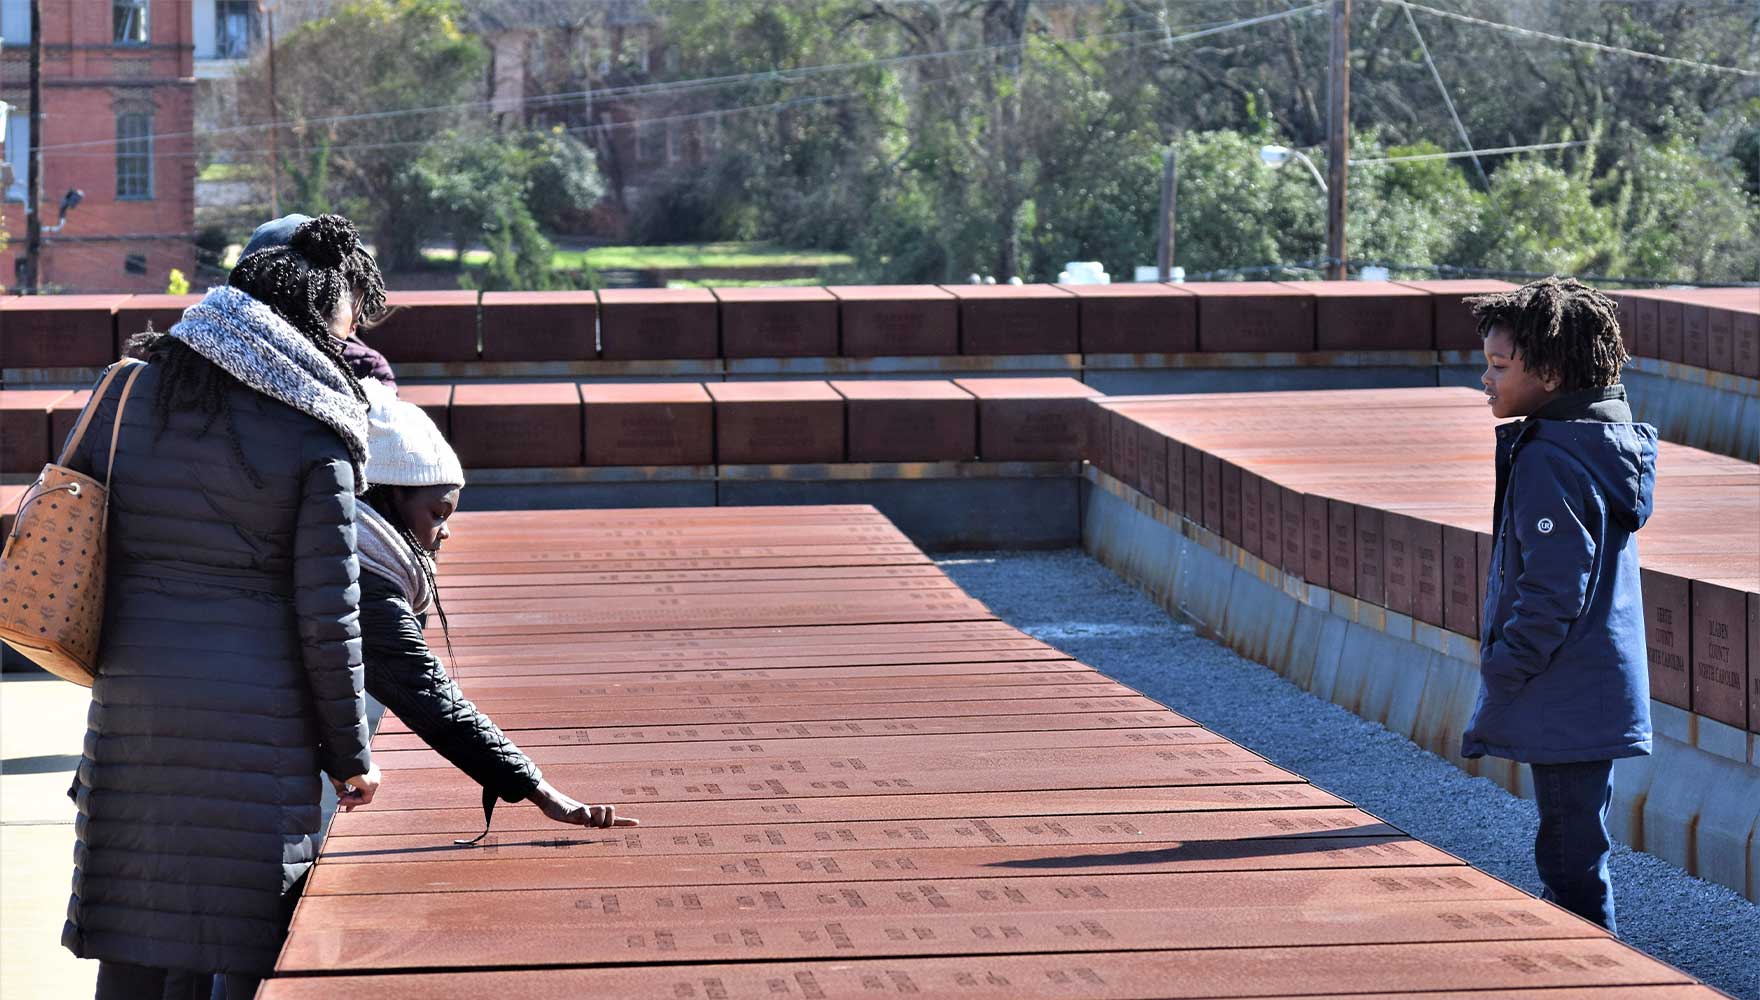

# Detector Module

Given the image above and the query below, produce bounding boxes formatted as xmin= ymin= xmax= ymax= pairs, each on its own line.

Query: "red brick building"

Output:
xmin=2 ymin=0 xmax=196 ymax=293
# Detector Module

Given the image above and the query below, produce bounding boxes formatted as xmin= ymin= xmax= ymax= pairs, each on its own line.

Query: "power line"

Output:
xmin=1386 ymin=0 xmax=1760 ymax=78
xmin=1349 ymin=139 xmax=1595 ymax=165
xmin=1345 ymin=257 xmax=1759 ymax=288
xmin=30 ymin=5 xmax=1323 ymax=156
xmin=1397 ymin=0 xmax=1487 ymax=189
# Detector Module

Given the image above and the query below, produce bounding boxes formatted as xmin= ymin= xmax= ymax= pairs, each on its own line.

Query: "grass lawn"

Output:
xmin=196 ymin=162 xmax=260 ymax=183
xmin=420 ymin=241 xmax=855 ymax=273
xmin=664 ymin=277 xmax=826 ymax=288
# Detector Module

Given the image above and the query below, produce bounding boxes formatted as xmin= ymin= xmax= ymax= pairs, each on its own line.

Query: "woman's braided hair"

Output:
xmin=127 ymin=214 xmax=386 ymax=484
xmin=1467 ymin=276 xmax=1629 ymax=392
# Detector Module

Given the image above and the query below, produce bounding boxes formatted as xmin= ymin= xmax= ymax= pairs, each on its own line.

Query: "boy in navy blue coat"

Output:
xmin=1462 ymin=277 xmax=1657 ymax=934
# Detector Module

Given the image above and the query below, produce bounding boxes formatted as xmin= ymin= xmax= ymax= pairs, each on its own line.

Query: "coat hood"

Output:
xmin=1525 ymin=386 xmax=1657 ymax=532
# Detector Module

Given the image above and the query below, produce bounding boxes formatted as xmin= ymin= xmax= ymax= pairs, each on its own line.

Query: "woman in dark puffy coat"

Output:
xmin=354 ymin=379 xmax=638 ymax=836
xmin=61 ymin=215 xmax=385 ymax=999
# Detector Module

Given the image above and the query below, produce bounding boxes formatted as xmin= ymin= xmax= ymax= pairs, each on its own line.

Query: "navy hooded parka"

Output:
xmin=1462 ymin=385 xmax=1658 ymax=764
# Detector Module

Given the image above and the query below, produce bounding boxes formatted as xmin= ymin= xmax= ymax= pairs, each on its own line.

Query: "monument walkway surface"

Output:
xmin=263 ymin=505 xmax=1727 ymax=998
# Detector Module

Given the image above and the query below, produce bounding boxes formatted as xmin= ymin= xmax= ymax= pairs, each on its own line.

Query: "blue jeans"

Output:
xmin=1531 ymin=759 xmax=1617 ymax=934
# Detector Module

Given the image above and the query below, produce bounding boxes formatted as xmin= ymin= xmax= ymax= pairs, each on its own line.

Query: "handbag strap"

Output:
xmin=102 ymin=367 xmax=146 ymax=492
xmin=98 ymin=364 xmax=147 ymax=533
xmin=55 ymin=360 xmax=143 ymax=467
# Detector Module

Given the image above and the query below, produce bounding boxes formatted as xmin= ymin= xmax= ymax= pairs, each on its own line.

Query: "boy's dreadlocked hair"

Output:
xmin=362 ymin=484 xmax=457 ymax=667
xmin=1467 ymin=277 xmax=1629 ymax=392
xmin=126 ymin=214 xmax=385 ymax=485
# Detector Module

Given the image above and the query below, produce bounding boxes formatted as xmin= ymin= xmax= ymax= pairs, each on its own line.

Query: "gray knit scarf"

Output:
xmin=356 ymin=502 xmax=433 ymax=614
xmin=168 ymin=285 xmax=370 ymax=489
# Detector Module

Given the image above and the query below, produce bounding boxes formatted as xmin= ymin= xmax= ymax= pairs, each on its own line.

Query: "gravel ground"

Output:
xmin=938 ymin=549 xmax=1760 ymax=1000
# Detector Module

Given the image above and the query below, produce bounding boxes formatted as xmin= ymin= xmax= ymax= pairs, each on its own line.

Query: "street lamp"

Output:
xmin=1259 ymin=144 xmax=1328 ymax=194
xmin=44 ymin=188 xmax=82 ymax=233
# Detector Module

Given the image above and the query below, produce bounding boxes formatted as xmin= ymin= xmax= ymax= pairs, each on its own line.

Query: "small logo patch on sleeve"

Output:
xmin=1536 ymin=517 xmax=1555 ymax=535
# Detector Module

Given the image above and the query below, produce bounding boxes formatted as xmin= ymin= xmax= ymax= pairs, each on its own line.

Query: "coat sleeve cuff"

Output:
xmin=322 ymin=746 xmax=374 ymax=783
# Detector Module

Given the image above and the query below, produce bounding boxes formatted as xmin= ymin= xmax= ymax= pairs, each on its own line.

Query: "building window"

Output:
xmin=125 ymin=253 xmax=147 ymax=275
xmin=1 ymin=0 xmax=33 ymax=44
xmin=116 ymin=112 xmax=152 ymax=199
xmin=114 ymin=0 xmax=148 ymax=44
xmin=3 ymin=112 xmax=26 ymax=202
xmin=636 ymin=120 xmax=665 ymax=165
xmin=215 ymin=0 xmax=258 ymax=59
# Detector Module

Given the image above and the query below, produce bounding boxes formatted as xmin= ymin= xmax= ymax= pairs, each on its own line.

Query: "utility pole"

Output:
xmin=21 ymin=0 xmax=42 ymax=292
xmin=262 ymin=1 xmax=280 ymax=217
xmin=1324 ymin=0 xmax=1349 ymax=281
xmin=1156 ymin=144 xmax=1177 ymax=282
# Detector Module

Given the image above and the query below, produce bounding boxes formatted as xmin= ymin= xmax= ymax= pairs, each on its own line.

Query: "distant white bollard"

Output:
xmin=1058 ymin=261 xmax=1111 ymax=285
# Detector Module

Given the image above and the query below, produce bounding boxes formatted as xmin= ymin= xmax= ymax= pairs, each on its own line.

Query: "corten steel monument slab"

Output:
xmin=478 ymin=290 xmax=596 ymax=362
xmin=366 ymin=290 xmax=479 ymax=363
xmin=1617 ymin=291 xmax=1663 ymax=358
xmin=1751 ymin=592 xmax=1759 ymax=733
xmin=1285 ymin=281 xmax=1432 ymax=352
xmin=1395 ymin=279 xmax=1517 ymax=351
xmin=1 ymin=294 xmax=127 ymax=368
xmin=393 ymin=384 xmax=452 ymax=437
xmin=48 ymin=390 xmax=92 ymax=456
xmin=1691 ymin=580 xmax=1749 ymax=728
xmin=707 ymin=381 xmax=846 ymax=464
xmin=953 ymin=377 xmax=1102 ymax=461
xmin=942 ymin=283 xmax=1079 ymax=355
xmin=264 ymin=942 xmax=1713 ymax=999
xmin=1656 ymin=294 xmax=1686 ymax=363
xmin=827 ymin=285 xmax=958 ymax=356
xmin=1060 ymin=283 xmax=1197 ymax=355
xmin=1642 ymin=569 xmax=1693 ymax=710
xmin=1185 ymin=281 xmax=1316 ymax=353
xmin=0 ymin=389 xmax=70 ymax=472
xmin=1733 ymin=303 xmax=1760 ymax=377
xmin=832 ymin=380 xmax=977 ymax=463
xmin=714 ymin=286 xmax=839 ymax=358
xmin=596 ymin=287 xmax=719 ymax=360
xmin=114 ymin=293 xmax=201 ymax=345
xmin=1680 ymin=299 xmax=1711 ymax=370
xmin=268 ymin=504 xmax=1734 ymax=999
xmin=448 ymin=383 xmax=583 ymax=468
xmin=579 ymin=382 xmax=714 ymax=467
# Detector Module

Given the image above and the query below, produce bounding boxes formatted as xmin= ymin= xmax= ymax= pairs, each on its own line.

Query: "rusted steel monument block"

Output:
xmin=828 ymin=285 xmax=958 ymax=357
xmin=479 ymin=291 xmax=596 ymax=362
xmin=1062 ymin=283 xmax=1197 ymax=355
xmin=1292 ymin=281 xmax=1432 ymax=352
xmin=580 ymin=383 xmax=714 ymax=467
xmin=1186 ymin=282 xmax=1315 ymax=353
xmin=449 ymin=383 xmax=583 ymax=468
xmin=707 ymin=381 xmax=845 ymax=464
xmin=367 ymin=290 xmax=479 ymax=363
xmin=597 ymin=288 xmax=719 ymax=361
xmin=952 ymin=377 xmax=1101 ymax=461
xmin=1 ymin=295 xmax=127 ymax=368
xmin=943 ymin=285 xmax=1079 ymax=355
xmin=833 ymin=381 xmax=976 ymax=463
xmin=714 ymin=287 xmax=838 ymax=358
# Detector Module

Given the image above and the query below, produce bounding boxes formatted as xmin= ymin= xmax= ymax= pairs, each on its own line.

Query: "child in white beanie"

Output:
xmin=354 ymin=379 xmax=636 ymax=836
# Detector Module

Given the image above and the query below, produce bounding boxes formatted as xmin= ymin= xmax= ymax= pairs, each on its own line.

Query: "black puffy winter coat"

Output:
xmin=358 ymin=567 xmax=541 ymax=805
xmin=61 ymin=360 xmax=372 ymax=976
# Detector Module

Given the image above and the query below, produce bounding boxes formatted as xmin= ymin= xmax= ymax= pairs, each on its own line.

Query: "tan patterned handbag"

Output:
xmin=0 ymin=360 xmax=146 ymax=686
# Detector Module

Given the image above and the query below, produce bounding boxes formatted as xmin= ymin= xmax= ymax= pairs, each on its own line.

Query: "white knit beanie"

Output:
xmin=362 ymin=379 xmax=465 ymax=488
